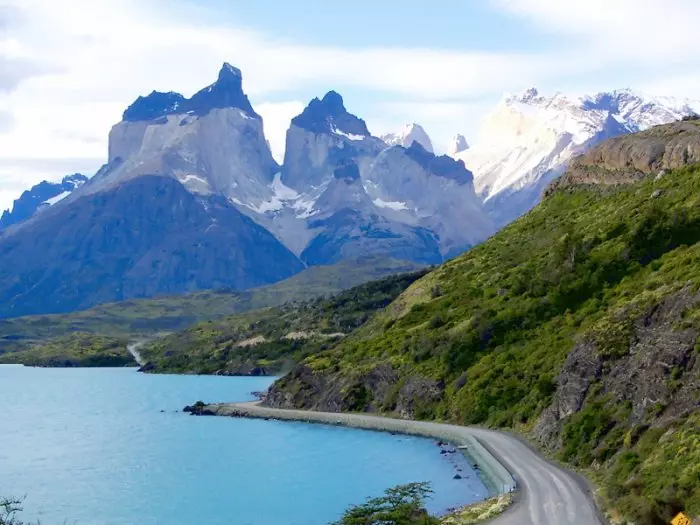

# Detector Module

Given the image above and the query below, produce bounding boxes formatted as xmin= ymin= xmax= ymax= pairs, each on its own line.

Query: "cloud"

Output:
xmin=0 ymin=56 xmax=51 ymax=92
xmin=494 ymin=0 xmax=700 ymax=63
xmin=0 ymin=109 xmax=12 ymax=132
xmin=257 ymin=101 xmax=305 ymax=164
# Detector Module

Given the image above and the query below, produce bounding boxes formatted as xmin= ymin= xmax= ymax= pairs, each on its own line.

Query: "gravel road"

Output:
xmin=200 ymin=402 xmax=605 ymax=525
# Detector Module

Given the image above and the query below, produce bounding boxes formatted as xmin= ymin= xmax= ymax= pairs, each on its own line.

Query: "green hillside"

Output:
xmin=266 ymin=124 xmax=700 ymax=524
xmin=0 ymin=257 xmax=422 ymax=364
xmin=139 ymin=270 xmax=428 ymax=375
xmin=0 ymin=333 xmax=133 ymax=367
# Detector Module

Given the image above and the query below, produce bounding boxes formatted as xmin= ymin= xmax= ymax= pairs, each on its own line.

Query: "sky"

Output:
xmin=1 ymin=0 xmax=700 ymax=211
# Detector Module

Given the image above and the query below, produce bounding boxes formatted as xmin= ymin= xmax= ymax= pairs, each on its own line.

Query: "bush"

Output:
xmin=331 ymin=483 xmax=439 ymax=525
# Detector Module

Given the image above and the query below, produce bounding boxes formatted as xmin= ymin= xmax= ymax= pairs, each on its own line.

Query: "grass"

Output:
xmin=0 ymin=332 xmax=133 ymax=367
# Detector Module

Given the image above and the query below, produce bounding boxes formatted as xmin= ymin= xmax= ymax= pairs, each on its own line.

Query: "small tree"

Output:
xmin=331 ymin=482 xmax=439 ymax=525
xmin=0 ymin=497 xmax=34 ymax=525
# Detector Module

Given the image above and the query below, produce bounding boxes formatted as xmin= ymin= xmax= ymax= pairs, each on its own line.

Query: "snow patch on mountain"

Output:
xmin=373 ymin=197 xmax=409 ymax=211
xmin=331 ymin=126 xmax=366 ymax=141
xmin=43 ymin=191 xmax=71 ymax=206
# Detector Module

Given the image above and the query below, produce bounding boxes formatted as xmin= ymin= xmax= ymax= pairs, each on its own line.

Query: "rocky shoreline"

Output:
xmin=183 ymin=400 xmax=516 ymax=497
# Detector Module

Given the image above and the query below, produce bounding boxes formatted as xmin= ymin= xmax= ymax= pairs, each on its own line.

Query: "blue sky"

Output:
xmin=0 ymin=0 xmax=699 ymax=211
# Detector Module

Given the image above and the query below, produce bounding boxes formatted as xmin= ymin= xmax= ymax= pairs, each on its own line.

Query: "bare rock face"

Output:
xmin=99 ymin=64 xmax=279 ymax=209
xmin=264 ymin=362 xmax=444 ymax=419
xmin=365 ymin=143 xmax=493 ymax=258
xmin=534 ymin=341 xmax=602 ymax=448
xmin=535 ymin=287 xmax=700 ymax=451
xmin=548 ymin=120 xmax=700 ymax=193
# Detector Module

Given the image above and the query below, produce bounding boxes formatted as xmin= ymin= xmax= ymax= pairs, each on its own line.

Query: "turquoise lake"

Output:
xmin=0 ymin=366 xmax=489 ymax=525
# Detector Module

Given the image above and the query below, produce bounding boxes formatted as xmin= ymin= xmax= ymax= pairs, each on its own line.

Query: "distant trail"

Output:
xmin=195 ymin=402 xmax=606 ymax=525
xmin=127 ymin=342 xmax=147 ymax=367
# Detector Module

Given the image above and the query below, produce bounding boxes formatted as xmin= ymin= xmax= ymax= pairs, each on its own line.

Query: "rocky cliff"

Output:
xmin=548 ymin=119 xmax=700 ymax=192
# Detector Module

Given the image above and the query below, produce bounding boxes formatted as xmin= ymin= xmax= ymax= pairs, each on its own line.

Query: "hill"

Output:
xmin=265 ymin=121 xmax=700 ymax=524
xmin=138 ymin=270 xmax=428 ymax=375
xmin=0 ymin=257 xmax=421 ymax=365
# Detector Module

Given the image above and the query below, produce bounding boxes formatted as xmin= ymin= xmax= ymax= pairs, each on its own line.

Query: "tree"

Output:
xmin=331 ymin=482 xmax=440 ymax=525
xmin=0 ymin=497 xmax=34 ymax=525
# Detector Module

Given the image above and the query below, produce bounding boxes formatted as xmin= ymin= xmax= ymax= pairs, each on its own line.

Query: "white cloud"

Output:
xmin=257 ymin=101 xmax=305 ymax=164
xmin=494 ymin=0 xmax=700 ymax=63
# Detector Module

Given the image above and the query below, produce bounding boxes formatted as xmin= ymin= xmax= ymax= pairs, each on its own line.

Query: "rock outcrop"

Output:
xmin=535 ymin=287 xmax=700 ymax=450
xmin=264 ymin=363 xmax=444 ymax=419
xmin=548 ymin=120 xmax=700 ymax=193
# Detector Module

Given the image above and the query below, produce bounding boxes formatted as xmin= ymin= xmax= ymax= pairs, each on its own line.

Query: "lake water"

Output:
xmin=0 ymin=366 xmax=489 ymax=525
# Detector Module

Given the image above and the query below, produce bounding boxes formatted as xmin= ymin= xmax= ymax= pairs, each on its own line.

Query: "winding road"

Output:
xmin=199 ymin=402 xmax=605 ymax=525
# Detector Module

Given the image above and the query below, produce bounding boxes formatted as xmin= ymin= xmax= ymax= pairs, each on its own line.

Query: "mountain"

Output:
xmin=0 ymin=64 xmax=493 ymax=318
xmin=380 ymin=123 xmax=434 ymax=153
xmin=0 ymin=173 xmax=87 ymax=229
xmin=95 ymin=62 xmax=279 ymax=210
xmin=238 ymin=91 xmax=493 ymax=263
xmin=0 ymin=176 xmax=303 ymax=317
xmin=265 ymin=121 xmax=700 ymax=524
xmin=456 ymin=87 xmax=700 ymax=227
xmin=447 ymin=134 xmax=469 ymax=156
xmin=0 ymin=64 xmax=306 ymax=317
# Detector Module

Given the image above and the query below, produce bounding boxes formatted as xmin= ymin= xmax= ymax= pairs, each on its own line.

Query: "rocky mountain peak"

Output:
xmin=218 ymin=62 xmax=242 ymax=81
xmin=0 ymin=173 xmax=89 ymax=229
xmin=122 ymin=91 xmax=186 ymax=122
xmin=187 ymin=62 xmax=257 ymax=117
xmin=122 ymin=62 xmax=257 ymax=123
xmin=292 ymin=91 xmax=370 ymax=137
xmin=380 ymin=123 xmax=433 ymax=153
xmin=321 ymin=90 xmax=346 ymax=114
xmin=520 ymin=87 xmax=540 ymax=103
xmin=448 ymin=134 xmax=469 ymax=156
xmin=404 ymin=142 xmax=473 ymax=184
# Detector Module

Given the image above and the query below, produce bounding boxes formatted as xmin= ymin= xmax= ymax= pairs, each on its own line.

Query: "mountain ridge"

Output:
xmin=456 ymin=87 xmax=700 ymax=227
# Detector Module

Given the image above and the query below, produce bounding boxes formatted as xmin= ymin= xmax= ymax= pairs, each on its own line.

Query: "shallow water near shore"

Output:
xmin=0 ymin=366 xmax=488 ymax=525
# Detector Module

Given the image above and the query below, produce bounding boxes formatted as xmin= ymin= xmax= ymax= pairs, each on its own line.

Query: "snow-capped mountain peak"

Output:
xmin=448 ymin=134 xmax=469 ymax=156
xmin=458 ymin=87 xmax=700 ymax=227
xmin=0 ymin=173 xmax=89 ymax=229
xmin=380 ymin=123 xmax=433 ymax=153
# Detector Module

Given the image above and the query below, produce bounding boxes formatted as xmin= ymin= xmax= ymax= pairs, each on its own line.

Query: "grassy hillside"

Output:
xmin=267 ymin=152 xmax=700 ymax=523
xmin=139 ymin=270 xmax=428 ymax=375
xmin=0 ymin=333 xmax=133 ymax=367
xmin=0 ymin=257 xmax=422 ymax=361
